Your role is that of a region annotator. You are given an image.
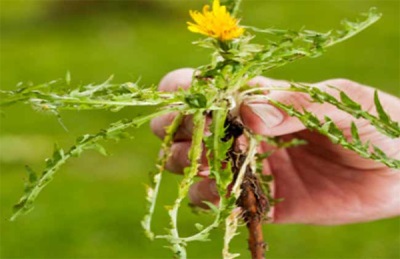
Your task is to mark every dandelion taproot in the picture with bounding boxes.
[187,0,244,41]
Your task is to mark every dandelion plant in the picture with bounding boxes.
[2,0,399,258]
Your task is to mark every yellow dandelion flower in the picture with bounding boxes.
[187,0,244,41]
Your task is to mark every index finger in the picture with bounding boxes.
[150,68,195,140]
[158,68,195,92]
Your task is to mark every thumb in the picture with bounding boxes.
[240,78,377,137]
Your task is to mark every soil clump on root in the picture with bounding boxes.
[224,115,269,259]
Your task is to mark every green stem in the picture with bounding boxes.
[211,107,228,179]
[222,209,241,259]
[142,113,184,240]
[177,105,231,244]
[270,100,400,169]
[231,136,258,199]
[10,108,177,221]
[49,96,176,108]
[243,85,400,138]
[164,110,205,258]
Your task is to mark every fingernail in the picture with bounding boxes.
[198,170,210,177]
[247,103,284,128]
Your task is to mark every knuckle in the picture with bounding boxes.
[248,76,269,87]
[158,68,194,91]
[167,142,190,173]
[149,118,161,135]
[150,112,178,138]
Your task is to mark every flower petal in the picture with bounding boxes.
[187,0,244,41]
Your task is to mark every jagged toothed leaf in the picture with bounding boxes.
[25,165,38,185]
[158,111,205,256]
[303,110,321,126]
[12,166,40,215]
[351,122,362,144]
[1,76,183,112]
[255,135,307,149]
[284,84,400,138]
[271,100,400,169]
[3,3,397,259]
[256,151,273,161]
[144,185,155,202]
[242,8,381,74]
[202,201,220,214]
[340,91,362,110]
[324,117,345,138]
[219,163,234,193]
[92,143,108,156]
[195,223,204,231]
[184,93,208,108]
[372,146,400,168]
[10,109,175,221]
[222,208,242,259]
[374,90,390,123]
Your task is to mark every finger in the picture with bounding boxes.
[241,78,378,136]
[150,112,194,141]
[247,76,290,90]
[150,113,211,141]
[189,178,220,208]
[150,68,195,140]
[164,141,208,174]
[158,68,195,92]
[240,77,290,135]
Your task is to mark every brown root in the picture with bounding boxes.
[237,167,269,259]
[224,115,269,259]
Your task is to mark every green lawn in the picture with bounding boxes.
[1,0,399,258]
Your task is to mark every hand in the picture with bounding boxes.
[150,68,400,225]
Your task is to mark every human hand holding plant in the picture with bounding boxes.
[3,0,399,258]
[151,68,400,225]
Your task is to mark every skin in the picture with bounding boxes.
[150,68,400,225]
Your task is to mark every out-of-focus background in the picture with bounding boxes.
[0,0,399,258]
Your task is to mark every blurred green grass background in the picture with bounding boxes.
[0,0,399,258]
